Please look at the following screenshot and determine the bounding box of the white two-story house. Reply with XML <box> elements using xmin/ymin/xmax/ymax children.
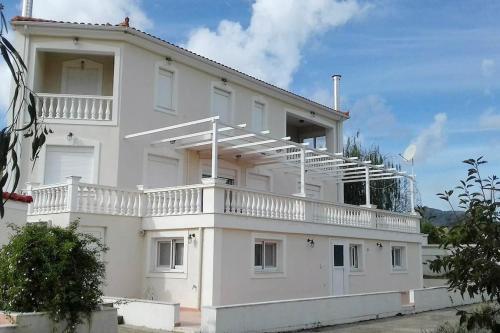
<box><xmin>9</xmin><ymin>13</ymin><xmax>423</xmax><ymax>310</ymax></box>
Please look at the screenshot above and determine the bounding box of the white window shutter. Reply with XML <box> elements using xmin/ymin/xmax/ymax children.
<box><xmin>252</xmin><ymin>101</ymin><xmax>265</xmax><ymax>131</ymax></box>
<box><xmin>145</xmin><ymin>155</ymin><xmax>179</xmax><ymax>188</ymax></box>
<box><xmin>156</xmin><ymin>68</ymin><xmax>174</xmax><ymax>111</ymax></box>
<box><xmin>44</xmin><ymin>146</ymin><xmax>94</xmax><ymax>184</ymax></box>
<box><xmin>212</xmin><ymin>88</ymin><xmax>231</xmax><ymax>121</ymax></box>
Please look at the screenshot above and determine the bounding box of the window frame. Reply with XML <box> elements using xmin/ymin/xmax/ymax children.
<box><xmin>154</xmin><ymin>62</ymin><xmax>177</xmax><ymax>115</ymax></box>
<box><xmin>390</xmin><ymin>243</ymin><xmax>407</xmax><ymax>272</ymax></box>
<box><xmin>251</xmin><ymin>233</ymin><xmax>286</xmax><ymax>277</ymax></box>
<box><xmin>349</xmin><ymin>243</ymin><xmax>363</xmax><ymax>272</ymax></box>
<box><xmin>254</xmin><ymin>240</ymin><xmax>278</xmax><ymax>272</ymax></box>
<box><xmin>153</xmin><ymin>237</ymin><xmax>185</xmax><ymax>273</ymax></box>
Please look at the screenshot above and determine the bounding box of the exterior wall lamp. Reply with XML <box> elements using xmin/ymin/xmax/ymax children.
<box><xmin>221</xmin><ymin>77</ymin><xmax>228</xmax><ymax>85</ymax></box>
<box><xmin>376</xmin><ymin>242</ymin><xmax>383</xmax><ymax>248</ymax></box>
<box><xmin>66</xmin><ymin>132</ymin><xmax>73</xmax><ymax>141</ymax></box>
<box><xmin>188</xmin><ymin>233</ymin><xmax>196</xmax><ymax>243</ymax></box>
<box><xmin>307</xmin><ymin>238</ymin><xmax>315</xmax><ymax>248</ymax></box>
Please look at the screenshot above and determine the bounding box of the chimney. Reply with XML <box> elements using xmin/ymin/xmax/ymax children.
<box><xmin>22</xmin><ymin>0</ymin><xmax>33</xmax><ymax>17</ymax></box>
<box><xmin>332</xmin><ymin>74</ymin><xmax>341</xmax><ymax>111</ymax></box>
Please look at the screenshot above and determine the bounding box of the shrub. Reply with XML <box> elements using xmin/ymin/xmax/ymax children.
<box><xmin>0</xmin><ymin>221</ymin><xmax>107</xmax><ymax>332</ymax></box>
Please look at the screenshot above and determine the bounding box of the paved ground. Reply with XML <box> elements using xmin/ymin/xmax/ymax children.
<box><xmin>303</xmin><ymin>305</ymin><xmax>470</xmax><ymax>333</ymax></box>
<box><xmin>118</xmin><ymin>305</ymin><xmax>473</xmax><ymax>333</ymax></box>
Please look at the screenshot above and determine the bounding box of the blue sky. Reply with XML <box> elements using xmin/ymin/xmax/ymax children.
<box><xmin>1</xmin><ymin>0</ymin><xmax>499</xmax><ymax>210</ymax></box>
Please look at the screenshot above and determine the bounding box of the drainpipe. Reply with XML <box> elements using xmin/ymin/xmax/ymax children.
<box><xmin>22</xmin><ymin>0</ymin><xmax>33</xmax><ymax>17</ymax></box>
<box><xmin>196</xmin><ymin>227</ymin><xmax>204</xmax><ymax>309</ymax></box>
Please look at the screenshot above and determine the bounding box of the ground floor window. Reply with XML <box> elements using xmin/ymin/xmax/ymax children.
<box><xmin>155</xmin><ymin>238</ymin><xmax>184</xmax><ymax>271</ymax></box>
<box><xmin>391</xmin><ymin>245</ymin><xmax>406</xmax><ymax>271</ymax></box>
<box><xmin>254</xmin><ymin>240</ymin><xmax>278</xmax><ymax>271</ymax></box>
<box><xmin>349</xmin><ymin>244</ymin><xmax>362</xmax><ymax>271</ymax></box>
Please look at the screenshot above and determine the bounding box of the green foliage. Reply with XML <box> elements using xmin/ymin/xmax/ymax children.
<box><xmin>430</xmin><ymin>157</ymin><xmax>500</xmax><ymax>331</ymax></box>
<box><xmin>0</xmin><ymin>4</ymin><xmax>49</xmax><ymax>217</ymax></box>
<box><xmin>0</xmin><ymin>221</ymin><xmax>107</xmax><ymax>332</ymax></box>
<box><xmin>343</xmin><ymin>132</ymin><xmax>408</xmax><ymax>212</ymax></box>
<box><xmin>427</xmin><ymin>304</ymin><xmax>500</xmax><ymax>333</ymax></box>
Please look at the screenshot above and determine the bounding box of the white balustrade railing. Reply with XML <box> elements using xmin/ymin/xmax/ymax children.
<box><xmin>35</xmin><ymin>93</ymin><xmax>113</xmax><ymax>121</ymax></box>
<box><xmin>28</xmin><ymin>183</ymin><xmax>69</xmax><ymax>215</ymax></box>
<box><xmin>223</xmin><ymin>188</ymin><xmax>304</xmax><ymax>221</ymax></box>
<box><xmin>77</xmin><ymin>183</ymin><xmax>141</xmax><ymax>216</ymax></box>
<box><xmin>26</xmin><ymin>180</ymin><xmax>419</xmax><ymax>233</ymax></box>
<box><xmin>144</xmin><ymin>185</ymin><xmax>203</xmax><ymax>216</ymax></box>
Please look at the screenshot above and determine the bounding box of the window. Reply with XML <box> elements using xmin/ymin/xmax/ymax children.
<box><xmin>349</xmin><ymin>244</ymin><xmax>362</xmax><ymax>271</ymax></box>
<box><xmin>44</xmin><ymin>145</ymin><xmax>94</xmax><ymax>184</ymax></box>
<box><xmin>254</xmin><ymin>240</ymin><xmax>278</xmax><ymax>271</ymax></box>
<box><xmin>302</xmin><ymin>136</ymin><xmax>326</xmax><ymax>149</ymax></box>
<box><xmin>391</xmin><ymin>246</ymin><xmax>406</xmax><ymax>271</ymax></box>
<box><xmin>212</xmin><ymin>87</ymin><xmax>231</xmax><ymax>121</ymax></box>
<box><xmin>155</xmin><ymin>238</ymin><xmax>184</xmax><ymax>271</ymax></box>
<box><xmin>61</xmin><ymin>58</ymin><xmax>103</xmax><ymax>95</ymax></box>
<box><xmin>155</xmin><ymin>68</ymin><xmax>174</xmax><ymax>112</ymax></box>
<box><xmin>252</xmin><ymin>101</ymin><xmax>266</xmax><ymax>131</ymax></box>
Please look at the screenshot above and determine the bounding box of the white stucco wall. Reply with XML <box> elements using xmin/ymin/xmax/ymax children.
<box><xmin>0</xmin><ymin>201</ymin><xmax>28</xmax><ymax>247</ymax></box>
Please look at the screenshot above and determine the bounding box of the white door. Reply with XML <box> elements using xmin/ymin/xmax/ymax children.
<box><xmin>44</xmin><ymin>146</ymin><xmax>94</xmax><ymax>184</ymax></box>
<box><xmin>247</xmin><ymin>172</ymin><xmax>270</xmax><ymax>191</ymax></box>
<box><xmin>145</xmin><ymin>154</ymin><xmax>179</xmax><ymax>188</ymax></box>
<box><xmin>332</xmin><ymin>241</ymin><xmax>348</xmax><ymax>296</ymax></box>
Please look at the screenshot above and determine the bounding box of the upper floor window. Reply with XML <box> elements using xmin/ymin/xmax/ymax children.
<box><xmin>155</xmin><ymin>67</ymin><xmax>175</xmax><ymax>113</ymax></box>
<box><xmin>44</xmin><ymin>145</ymin><xmax>95</xmax><ymax>184</ymax></box>
<box><xmin>212</xmin><ymin>87</ymin><xmax>231</xmax><ymax>122</ymax></box>
<box><xmin>303</xmin><ymin>136</ymin><xmax>326</xmax><ymax>149</ymax></box>
<box><xmin>252</xmin><ymin>100</ymin><xmax>266</xmax><ymax>131</ymax></box>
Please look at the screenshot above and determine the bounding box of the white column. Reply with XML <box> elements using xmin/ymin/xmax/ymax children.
<box><xmin>300</xmin><ymin>149</ymin><xmax>306</xmax><ymax>197</ymax></box>
<box><xmin>66</xmin><ymin>175</ymin><xmax>82</xmax><ymax>211</ymax></box>
<box><xmin>365</xmin><ymin>166</ymin><xmax>371</xmax><ymax>206</ymax></box>
<box><xmin>211</xmin><ymin>120</ymin><xmax>218</xmax><ymax>180</ymax></box>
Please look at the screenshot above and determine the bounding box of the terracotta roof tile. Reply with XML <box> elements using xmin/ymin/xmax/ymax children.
<box><xmin>10</xmin><ymin>16</ymin><xmax>349</xmax><ymax>118</ymax></box>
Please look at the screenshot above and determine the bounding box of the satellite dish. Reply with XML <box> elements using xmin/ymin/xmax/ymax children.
<box><xmin>403</xmin><ymin>144</ymin><xmax>416</xmax><ymax>161</ymax></box>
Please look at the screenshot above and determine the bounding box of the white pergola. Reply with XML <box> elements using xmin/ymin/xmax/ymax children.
<box><xmin>125</xmin><ymin>116</ymin><xmax>415</xmax><ymax>212</ymax></box>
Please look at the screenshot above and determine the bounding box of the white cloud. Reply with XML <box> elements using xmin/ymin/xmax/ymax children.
<box><xmin>479</xmin><ymin>107</ymin><xmax>500</xmax><ymax>130</ymax></box>
<box><xmin>406</xmin><ymin>113</ymin><xmax>447</xmax><ymax>163</ymax></box>
<box><xmin>481</xmin><ymin>58</ymin><xmax>495</xmax><ymax>77</ymax></box>
<box><xmin>345</xmin><ymin>94</ymin><xmax>398</xmax><ymax>138</ymax></box>
<box><xmin>32</xmin><ymin>0</ymin><xmax>152</xmax><ymax>30</ymax></box>
<box><xmin>184</xmin><ymin>0</ymin><xmax>369</xmax><ymax>88</ymax></box>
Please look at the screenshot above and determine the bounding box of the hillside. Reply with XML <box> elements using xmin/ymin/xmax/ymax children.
<box><xmin>419</xmin><ymin>206</ymin><xmax>464</xmax><ymax>227</ymax></box>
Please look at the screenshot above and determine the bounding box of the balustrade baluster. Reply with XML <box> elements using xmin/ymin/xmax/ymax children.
<box><xmin>98</xmin><ymin>99</ymin><xmax>104</xmax><ymax>120</ymax></box>
<box><xmin>179</xmin><ymin>190</ymin><xmax>185</xmax><ymax>214</ymax></box>
<box><xmin>105</xmin><ymin>100</ymin><xmax>112</xmax><ymax>120</ymax></box>
<box><xmin>184</xmin><ymin>190</ymin><xmax>190</xmax><ymax>214</ymax></box>
<box><xmin>91</xmin><ymin>98</ymin><xmax>97</xmax><ymax>120</ymax></box>
<box><xmin>189</xmin><ymin>189</ymin><xmax>196</xmax><ymax>213</ymax></box>
<box><xmin>55</xmin><ymin>97</ymin><xmax>62</xmax><ymax>118</ymax></box>
<box><xmin>173</xmin><ymin>190</ymin><xmax>179</xmax><ymax>214</ymax></box>
<box><xmin>196</xmin><ymin>188</ymin><xmax>202</xmax><ymax>213</ymax></box>
<box><xmin>48</xmin><ymin>97</ymin><xmax>55</xmax><ymax>117</ymax></box>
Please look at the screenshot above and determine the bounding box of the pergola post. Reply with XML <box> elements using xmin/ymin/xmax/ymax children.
<box><xmin>365</xmin><ymin>166</ymin><xmax>371</xmax><ymax>206</ymax></box>
<box><xmin>300</xmin><ymin>148</ymin><xmax>306</xmax><ymax>196</ymax></box>
<box><xmin>409</xmin><ymin>175</ymin><xmax>415</xmax><ymax>214</ymax></box>
<box><xmin>211</xmin><ymin>119</ymin><xmax>218</xmax><ymax>180</ymax></box>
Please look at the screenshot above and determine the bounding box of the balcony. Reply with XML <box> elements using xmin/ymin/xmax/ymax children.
<box><xmin>33</xmin><ymin>51</ymin><xmax>116</xmax><ymax>124</ymax></box>
<box><xmin>25</xmin><ymin>177</ymin><xmax>420</xmax><ymax>234</ymax></box>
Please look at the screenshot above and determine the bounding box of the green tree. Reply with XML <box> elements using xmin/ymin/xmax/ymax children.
<box><xmin>343</xmin><ymin>132</ymin><xmax>409</xmax><ymax>212</ymax></box>
<box><xmin>430</xmin><ymin>157</ymin><xmax>500</xmax><ymax>331</ymax></box>
<box><xmin>0</xmin><ymin>4</ymin><xmax>48</xmax><ymax>217</ymax></box>
<box><xmin>416</xmin><ymin>206</ymin><xmax>446</xmax><ymax>244</ymax></box>
<box><xmin>0</xmin><ymin>221</ymin><xmax>107</xmax><ymax>332</ymax></box>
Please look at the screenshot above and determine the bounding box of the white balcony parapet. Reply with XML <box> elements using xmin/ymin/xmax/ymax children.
<box><xmin>26</xmin><ymin>181</ymin><xmax>420</xmax><ymax>233</ymax></box>
<box><xmin>35</xmin><ymin>93</ymin><xmax>113</xmax><ymax>121</ymax></box>
<box><xmin>144</xmin><ymin>185</ymin><xmax>205</xmax><ymax>217</ymax></box>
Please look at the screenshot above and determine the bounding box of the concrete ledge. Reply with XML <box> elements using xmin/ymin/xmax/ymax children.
<box><xmin>413</xmin><ymin>286</ymin><xmax>483</xmax><ymax>313</ymax></box>
<box><xmin>201</xmin><ymin>291</ymin><xmax>403</xmax><ymax>333</ymax></box>
<box><xmin>0</xmin><ymin>307</ymin><xmax>117</xmax><ymax>333</ymax></box>
<box><xmin>103</xmin><ymin>296</ymin><xmax>180</xmax><ymax>331</ymax></box>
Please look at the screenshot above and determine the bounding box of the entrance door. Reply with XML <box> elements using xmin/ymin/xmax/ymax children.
<box><xmin>331</xmin><ymin>241</ymin><xmax>348</xmax><ymax>296</ymax></box>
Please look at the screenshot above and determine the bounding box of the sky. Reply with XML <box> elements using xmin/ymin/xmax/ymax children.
<box><xmin>1</xmin><ymin>0</ymin><xmax>499</xmax><ymax>210</ymax></box>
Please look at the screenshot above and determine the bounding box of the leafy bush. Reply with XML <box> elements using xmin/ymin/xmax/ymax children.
<box><xmin>430</xmin><ymin>157</ymin><xmax>500</xmax><ymax>331</ymax></box>
<box><xmin>0</xmin><ymin>221</ymin><xmax>107</xmax><ymax>332</ymax></box>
